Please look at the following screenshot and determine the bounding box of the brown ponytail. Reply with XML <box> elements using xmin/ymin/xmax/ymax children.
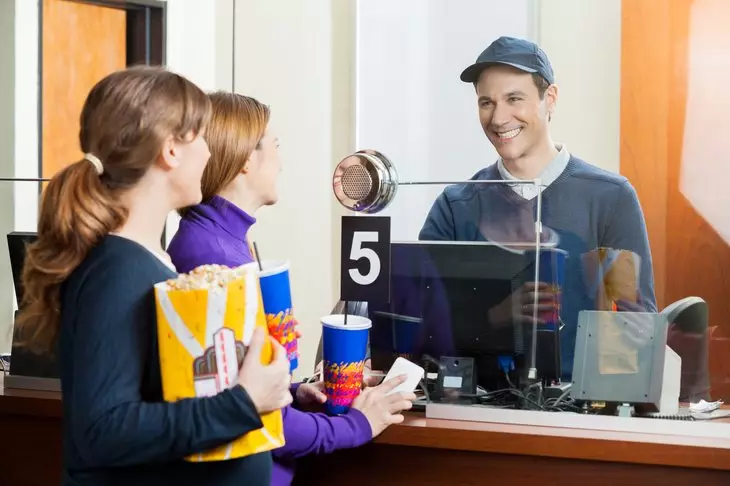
<box><xmin>16</xmin><ymin>65</ymin><xmax>211</xmax><ymax>354</ymax></box>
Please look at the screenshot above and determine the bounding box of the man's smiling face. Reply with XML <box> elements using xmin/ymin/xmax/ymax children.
<box><xmin>475</xmin><ymin>64</ymin><xmax>555</xmax><ymax>163</ymax></box>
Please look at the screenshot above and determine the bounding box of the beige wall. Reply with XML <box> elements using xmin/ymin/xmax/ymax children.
<box><xmin>0</xmin><ymin>0</ymin><xmax>622</xmax><ymax>364</ymax></box>
<box><xmin>537</xmin><ymin>0</ymin><xmax>622</xmax><ymax>173</ymax></box>
<box><xmin>0</xmin><ymin>0</ymin><xmax>40</xmax><ymax>353</ymax></box>
<box><xmin>230</xmin><ymin>0</ymin><xmax>355</xmax><ymax>378</ymax></box>
<box><xmin>0</xmin><ymin>0</ymin><xmax>16</xmax><ymax>353</ymax></box>
<box><xmin>165</xmin><ymin>0</ymin><xmax>235</xmax><ymax>240</ymax></box>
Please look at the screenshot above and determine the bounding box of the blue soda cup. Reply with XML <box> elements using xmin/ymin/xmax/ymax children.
<box><xmin>528</xmin><ymin>248</ymin><xmax>567</xmax><ymax>330</ymax></box>
<box><xmin>321</xmin><ymin>314</ymin><xmax>371</xmax><ymax>415</ymax></box>
<box><xmin>258</xmin><ymin>261</ymin><xmax>299</xmax><ymax>372</ymax></box>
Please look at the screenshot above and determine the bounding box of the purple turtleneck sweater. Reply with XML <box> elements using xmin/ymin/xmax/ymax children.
<box><xmin>167</xmin><ymin>195</ymin><xmax>373</xmax><ymax>486</ymax></box>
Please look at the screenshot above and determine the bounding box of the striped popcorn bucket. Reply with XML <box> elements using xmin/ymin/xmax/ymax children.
<box><xmin>154</xmin><ymin>263</ymin><xmax>285</xmax><ymax>462</ymax></box>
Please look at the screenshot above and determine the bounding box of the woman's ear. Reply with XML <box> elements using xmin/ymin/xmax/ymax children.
<box><xmin>241</xmin><ymin>152</ymin><xmax>256</xmax><ymax>174</ymax></box>
<box><xmin>158</xmin><ymin>134</ymin><xmax>179</xmax><ymax>170</ymax></box>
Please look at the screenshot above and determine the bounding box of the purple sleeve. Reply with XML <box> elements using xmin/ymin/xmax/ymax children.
<box><xmin>272</xmin><ymin>405</ymin><xmax>372</xmax><ymax>459</ymax></box>
<box><xmin>289</xmin><ymin>383</ymin><xmax>301</xmax><ymax>404</ymax></box>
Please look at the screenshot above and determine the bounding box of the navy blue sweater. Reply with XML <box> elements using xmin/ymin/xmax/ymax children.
<box><xmin>58</xmin><ymin>235</ymin><xmax>271</xmax><ymax>485</ymax></box>
<box><xmin>419</xmin><ymin>156</ymin><xmax>657</xmax><ymax>377</ymax></box>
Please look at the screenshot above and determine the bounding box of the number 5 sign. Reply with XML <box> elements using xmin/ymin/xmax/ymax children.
<box><xmin>340</xmin><ymin>215</ymin><xmax>390</xmax><ymax>303</ymax></box>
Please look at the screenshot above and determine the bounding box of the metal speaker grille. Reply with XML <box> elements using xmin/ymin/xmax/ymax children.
<box><xmin>341</xmin><ymin>164</ymin><xmax>373</xmax><ymax>201</ymax></box>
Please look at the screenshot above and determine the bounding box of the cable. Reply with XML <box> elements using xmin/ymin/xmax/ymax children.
<box><xmin>504</xmin><ymin>371</ymin><xmax>517</xmax><ymax>390</ymax></box>
<box><xmin>543</xmin><ymin>387</ymin><xmax>585</xmax><ymax>413</ymax></box>
<box><xmin>417</xmin><ymin>378</ymin><xmax>430</xmax><ymax>402</ymax></box>
<box><xmin>545</xmin><ymin>387</ymin><xmax>571</xmax><ymax>408</ymax></box>
<box><xmin>471</xmin><ymin>373</ymin><xmax>586</xmax><ymax>413</ymax></box>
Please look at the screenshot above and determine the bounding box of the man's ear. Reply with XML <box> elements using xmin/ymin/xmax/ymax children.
<box><xmin>545</xmin><ymin>84</ymin><xmax>558</xmax><ymax>121</ymax></box>
<box><xmin>158</xmin><ymin>134</ymin><xmax>178</xmax><ymax>170</ymax></box>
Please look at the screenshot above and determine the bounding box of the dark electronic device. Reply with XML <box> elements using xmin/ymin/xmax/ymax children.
<box><xmin>369</xmin><ymin>241</ymin><xmax>562</xmax><ymax>393</ymax></box>
<box><xmin>6</xmin><ymin>232</ymin><xmax>59</xmax><ymax>386</ymax></box>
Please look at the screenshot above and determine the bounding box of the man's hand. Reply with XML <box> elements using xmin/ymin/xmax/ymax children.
<box><xmin>487</xmin><ymin>281</ymin><xmax>559</xmax><ymax>328</ymax></box>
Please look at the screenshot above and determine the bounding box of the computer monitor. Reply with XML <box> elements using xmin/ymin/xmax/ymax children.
<box><xmin>7</xmin><ymin>231</ymin><xmax>37</xmax><ymax>307</ymax></box>
<box><xmin>369</xmin><ymin>241</ymin><xmax>562</xmax><ymax>391</ymax></box>
<box><xmin>5</xmin><ymin>231</ymin><xmax>59</xmax><ymax>386</ymax></box>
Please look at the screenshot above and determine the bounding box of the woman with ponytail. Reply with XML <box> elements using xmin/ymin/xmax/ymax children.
<box><xmin>17</xmin><ymin>66</ymin><xmax>292</xmax><ymax>486</ymax></box>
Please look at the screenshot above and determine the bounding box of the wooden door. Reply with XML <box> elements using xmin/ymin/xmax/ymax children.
<box><xmin>41</xmin><ymin>0</ymin><xmax>127</xmax><ymax>179</ymax></box>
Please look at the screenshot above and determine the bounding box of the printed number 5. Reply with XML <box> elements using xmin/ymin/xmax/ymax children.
<box><xmin>349</xmin><ymin>231</ymin><xmax>380</xmax><ymax>286</ymax></box>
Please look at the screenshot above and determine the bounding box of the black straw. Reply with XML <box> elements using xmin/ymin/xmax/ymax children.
<box><xmin>344</xmin><ymin>300</ymin><xmax>349</xmax><ymax>325</ymax></box>
<box><xmin>252</xmin><ymin>241</ymin><xmax>263</xmax><ymax>271</ymax></box>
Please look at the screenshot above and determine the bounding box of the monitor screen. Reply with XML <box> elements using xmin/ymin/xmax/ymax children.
<box><xmin>369</xmin><ymin>241</ymin><xmax>562</xmax><ymax>389</ymax></box>
<box><xmin>5</xmin><ymin>231</ymin><xmax>59</xmax><ymax>380</ymax></box>
<box><xmin>7</xmin><ymin>231</ymin><xmax>37</xmax><ymax>307</ymax></box>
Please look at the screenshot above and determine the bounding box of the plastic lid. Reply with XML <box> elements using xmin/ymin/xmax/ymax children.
<box><xmin>257</xmin><ymin>260</ymin><xmax>290</xmax><ymax>278</ymax></box>
<box><xmin>321</xmin><ymin>314</ymin><xmax>372</xmax><ymax>330</ymax></box>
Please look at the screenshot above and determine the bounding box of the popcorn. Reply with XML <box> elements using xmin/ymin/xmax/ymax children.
<box><xmin>165</xmin><ymin>264</ymin><xmax>248</xmax><ymax>291</ymax></box>
<box><xmin>154</xmin><ymin>262</ymin><xmax>285</xmax><ymax>462</ymax></box>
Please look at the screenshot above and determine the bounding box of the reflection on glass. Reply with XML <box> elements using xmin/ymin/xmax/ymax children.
<box><xmin>0</xmin><ymin>180</ymin><xmax>41</xmax><ymax>355</ymax></box>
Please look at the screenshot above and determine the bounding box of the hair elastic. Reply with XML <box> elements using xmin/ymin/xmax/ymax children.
<box><xmin>83</xmin><ymin>153</ymin><xmax>103</xmax><ymax>175</ymax></box>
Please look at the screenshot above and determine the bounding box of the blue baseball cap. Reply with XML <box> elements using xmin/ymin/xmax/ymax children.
<box><xmin>460</xmin><ymin>36</ymin><xmax>554</xmax><ymax>85</ymax></box>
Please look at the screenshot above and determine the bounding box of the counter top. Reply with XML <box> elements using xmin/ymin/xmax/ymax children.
<box><xmin>3</xmin><ymin>373</ymin><xmax>730</xmax><ymax>472</ymax></box>
<box><xmin>0</xmin><ymin>373</ymin><xmax>61</xmax><ymax>417</ymax></box>
<box><xmin>376</xmin><ymin>411</ymin><xmax>730</xmax><ymax>471</ymax></box>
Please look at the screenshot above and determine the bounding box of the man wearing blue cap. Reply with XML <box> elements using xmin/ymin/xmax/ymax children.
<box><xmin>419</xmin><ymin>36</ymin><xmax>656</xmax><ymax>379</ymax></box>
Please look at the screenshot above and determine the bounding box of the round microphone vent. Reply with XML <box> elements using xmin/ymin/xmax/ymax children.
<box><xmin>340</xmin><ymin>164</ymin><xmax>373</xmax><ymax>201</ymax></box>
<box><xmin>332</xmin><ymin>149</ymin><xmax>398</xmax><ymax>214</ymax></box>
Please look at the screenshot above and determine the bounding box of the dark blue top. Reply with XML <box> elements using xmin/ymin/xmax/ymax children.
<box><xmin>419</xmin><ymin>156</ymin><xmax>657</xmax><ymax>377</ymax></box>
<box><xmin>58</xmin><ymin>235</ymin><xmax>271</xmax><ymax>486</ymax></box>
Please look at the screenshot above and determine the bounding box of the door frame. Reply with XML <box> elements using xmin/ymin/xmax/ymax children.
<box><xmin>38</xmin><ymin>0</ymin><xmax>168</xmax><ymax>242</ymax></box>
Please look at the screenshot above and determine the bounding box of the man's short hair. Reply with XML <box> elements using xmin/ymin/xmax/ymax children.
<box><xmin>532</xmin><ymin>73</ymin><xmax>550</xmax><ymax>99</ymax></box>
<box><xmin>472</xmin><ymin>73</ymin><xmax>551</xmax><ymax>99</ymax></box>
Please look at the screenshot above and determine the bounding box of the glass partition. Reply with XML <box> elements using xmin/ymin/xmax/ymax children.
<box><xmin>345</xmin><ymin>171</ymin><xmax>722</xmax><ymax>417</ymax></box>
<box><xmin>349</xmin><ymin>180</ymin><xmax>565</xmax><ymax>399</ymax></box>
<box><xmin>354</xmin><ymin>0</ymin><xmax>730</xmax><ymax>420</ymax></box>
